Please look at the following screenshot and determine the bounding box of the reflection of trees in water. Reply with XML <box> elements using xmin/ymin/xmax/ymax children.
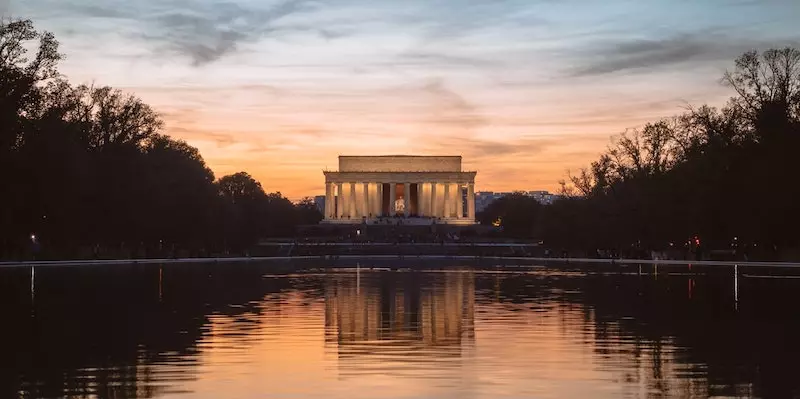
<box><xmin>477</xmin><ymin>270</ymin><xmax>800</xmax><ymax>398</ymax></box>
<box><xmin>2</xmin><ymin>264</ymin><xmax>799</xmax><ymax>397</ymax></box>
<box><xmin>324</xmin><ymin>270</ymin><xmax>476</xmax><ymax>368</ymax></box>
<box><xmin>0</xmin><ymin>264</ymin><xmax>292</xmax><ymax>398</ymax></box>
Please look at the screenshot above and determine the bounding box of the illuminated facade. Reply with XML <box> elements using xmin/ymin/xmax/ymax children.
<box><xmin>321</xmin><ymin>155</ymin><xmax>477</xmax><ymax>224</ymax></box>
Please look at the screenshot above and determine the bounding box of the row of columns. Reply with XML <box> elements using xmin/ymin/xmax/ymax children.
<box><xmin>324</xmin><ymin>182</ymin><xmax>475</xmax><ymax>220</ymax></box>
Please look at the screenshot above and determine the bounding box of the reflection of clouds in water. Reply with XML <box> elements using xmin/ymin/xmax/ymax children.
<box><xmin>6</xmin><ymin>266</ymin><xmax>800</xmax><ymax>397</ymax></box>
<box><xmin>318</xmin><ymin>269</ymin><xmax>708</xmax><ymax>396</ymax></box>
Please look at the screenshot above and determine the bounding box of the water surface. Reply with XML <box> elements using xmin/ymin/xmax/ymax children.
<box><xmin>2</xmin><ymin>263</ymin><xmax>799</xmax><ymax>398</ymax></box>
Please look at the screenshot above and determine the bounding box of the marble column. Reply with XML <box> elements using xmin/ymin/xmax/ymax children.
<box><xmin>423</xmin><ymin>183</ymin><xmax>430</xmax><ymax>216</ymax></box>
<box><xmin>371</xmin><ymin>183</ymin><xmax>376</xmax><ymax>217</ymax></box>
<box><xmin>451</xmin><ymin>184</ymin><xmax>459</xmax><ymax>218</ymax></box>
<box><xmin>342</xmin><ymin>184</ymin><xmax>348</xmax><ymax>218</ymax></box>
<box><xmin>389</xmin><ymin>183</ymin><xmax>397</xmax><ymax>215</ymax></box>
<box><xmin>417</xmin><ymin>183</ymin><xmax>424</xmax><ymax>217</ymax></box>
<box><xmin>456</xmin><ymin>184</ymin><xmax>463</xmax><ymax>219</ymax></box>
<box><xmin>403</xmin><ymin>182</ymin><xmax>410</xmax><ymax>217</ymax></box>
<box><xmin>430</xmin><ymin>183</ymin><xmax>438</xmax><ymax>218</ymax></box>
<box><xmin>343</xmin><ymin>183</ymin><xmax>350</xmax><ymax>218</ymax></box>
<box><xmin>377</xmin><ymin>183</ymin><xmax>383</xmax><ymax>216</ymax></box>
<box><xmin>336</xmin><ymin>182</ymin><xmax>343</xmax><ymax>218</ymax></box>
<box><xmin>467</xmin><ymin>182</ymin><xmax>475</xmax><ymax>220</ymax></box>
<box><xmin>363</xmin><ymin>182</ymin><xmax>369</xmax><ymax>218</ymax></box>
<box><xmin>325</xmin><ymin>182</ymin><xmax>333</xmax><ymax>219</ymax></box>
<box><xmin>349</xmin><ymin>182</ymin><xmax>357</xmax><ymax>219</ymax></box>
<box><xmin>443</xmin><ymin>183</ymin><xmax>451</xmax><ymax>218</ymax></box>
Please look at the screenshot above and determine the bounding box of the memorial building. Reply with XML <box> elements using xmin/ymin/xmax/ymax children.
<box><xmin>321</xmin><ymin>156</ymin><xmax>477</xmax><ymax>225</ymax></box>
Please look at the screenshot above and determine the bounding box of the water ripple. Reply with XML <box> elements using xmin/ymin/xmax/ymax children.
<box><xmin>2</xmin><ymin>265</ymin><xmax>800</xmax><ymax>398</ymax></box>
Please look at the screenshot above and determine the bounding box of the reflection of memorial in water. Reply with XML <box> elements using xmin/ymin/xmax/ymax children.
<box><xmin>324</xmin><ymin>270</ymin><xmax>475</xmax><ymax>374</ymax></box>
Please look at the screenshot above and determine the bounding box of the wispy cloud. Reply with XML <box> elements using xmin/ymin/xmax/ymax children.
<box><xmin>149</xmin><ymin>0</ymin><xmax>314</xmax><ymax>65</ymax></box>
<box><xmin>400</xmin><ymin>51</ymin><xmax>503</xmax><ymax>69</ymax></box>
<box><xmin>418</xmin><ymin>79</ymin><xmax>487</xmax><ymax>131</ymax></box>
<box><xmin>570</xmin><ymin>33</ymin><xmax>800</xmax><ymax>77</ymax></box>
<box><xmin>18</xmin><ymin>0</ymin><xmax>318</xmax><ymax>66</ymax></box>
<box><xmin>12</xmin><ymin>0</ymin><xmax>800</xmax><ymax>198</ymax></box>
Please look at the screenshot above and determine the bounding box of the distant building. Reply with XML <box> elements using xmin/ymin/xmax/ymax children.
<box><xmin>475</xmin><ymin>192</ymin><xmax>508</xmax><ymax>213</ymax></box>
<box><xmin>314</xmin><ymin>195</ymin><xmax>326</xmax><ymax>214</ymax></box>
<box><xmin>475</xmin><ymin>190</ymin><xmax>561</xmax><ymax>212</ymax></box>
<box><xmin>524</xmin><ymin>190</ymin><xmax>560</xmax><ymax>205</ymax></box>
<box><xmin>321</xmin><ymin>155</ymin><xmax>477</xmax><ymax>225</ymax></box>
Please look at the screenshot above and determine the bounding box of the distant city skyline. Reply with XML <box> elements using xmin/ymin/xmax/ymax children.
<box><xmin>9</xmin><ymin>0</ymin><xmax>800</xmax><ymax>199</ymax></box>
<box><xmin>475</xmin><ymin>190</ymin><xmax>560</xmax><ymax>212</ymax></box>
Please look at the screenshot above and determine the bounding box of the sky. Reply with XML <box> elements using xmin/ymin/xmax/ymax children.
<box><xmin>6</xmin><ymin>0</ymin><xmax>800</xmax><ymax>199</ymax></box>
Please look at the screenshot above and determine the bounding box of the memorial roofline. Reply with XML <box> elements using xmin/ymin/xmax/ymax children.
<box><xmin>322</xmin><ymin>170</ymin><xmax>477</xmax><ymax>173</ymax></box>
<box><xmin>338</xmin><ymin>155</ymin><xmax>462</xmax><ymax>158</ymax></box>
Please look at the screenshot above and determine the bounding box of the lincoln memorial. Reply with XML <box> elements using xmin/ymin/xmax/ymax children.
<box><xmin>322</xmin><ymin>155</ymin><xmax>477</xmax><ymax>225</ymax></box>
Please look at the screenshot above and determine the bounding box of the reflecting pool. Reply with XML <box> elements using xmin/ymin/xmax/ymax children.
<box><xmin>2</xmin><ymin>262</ymin><xmax>799</xmax><ymax>398</ymax></box>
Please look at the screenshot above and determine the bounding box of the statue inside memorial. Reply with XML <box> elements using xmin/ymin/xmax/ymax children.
<box><xmin>394</xmin><ymin>196</ymin><xmax>405</xmax><ymax>214</ymax></box>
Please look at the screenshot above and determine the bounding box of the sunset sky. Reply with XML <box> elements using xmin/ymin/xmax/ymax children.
<box><xmin>7</xmin><ymin>0</ymin><xmax>800</xmax><ymax>199</ymax></box>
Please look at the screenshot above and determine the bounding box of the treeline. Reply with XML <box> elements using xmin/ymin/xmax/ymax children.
<box><xmin>480</xmin><ymin>47</ymin><xmax>800</xmax><ymax>259</ymax></box>
<box><xmin>0</xmin><ymin>20</ymin><xmax>321</xmax><ymax>260</ymax></box>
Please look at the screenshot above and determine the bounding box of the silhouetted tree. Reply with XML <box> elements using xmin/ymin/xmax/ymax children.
<box><xmin>263</xmin><ymin>192</ymin><xmax>296</xmax><ymax>237</ymax></box>
<box><xmin>0</xmin><ymin>19</ymin><xmax>318</xmax><ymax>259</ymax></box>
<box><xmin>141</xmin><ymin>135</ymin><xmax>217</xmax><ymax>250</ymax></box>
<box><xmin>1</xmin><ymin>19</ymin><xmax>63</xmax><ymax>258</ymax></box>
<box><xmin>216</xmin><ymin>172</ymin><xmax>267</xmax><ymax>250</ymax></box>
<box><xmin>295</xmin><ymin>197</ymin><xmax>324</xmax><ymax>226</ymax></box>
<box><xmin>3</xmin><ymin>19</ymin><xmax>799</xmax><ymax>260</ymax></box>
<box><xmin>217</xmin><ymin>172</ymin><xmax>264</xmax><ymax>204</ymax></box>
<box><xmin>491</xmin><ymin>47</ymin><xmax>800</xmax><ymax>260</ymax></box>
<box><xmin>477</xmin><ymin>193</ymin><xmax>542</xmax><ymax>238</ymax></box>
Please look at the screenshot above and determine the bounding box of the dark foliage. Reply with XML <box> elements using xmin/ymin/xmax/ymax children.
<box><xmin>477</xmin><ymin>193</ymin><xmax>542</xmax><ymax>238</ymax></box>
<box><xmin>482</xmin><ymin>48</ymin><xmax>800</xmax><ymax>259</ymax></box>
<box><xmin>0</xmin><ymin>20</ymin><xmax>321</xmax><ymax>259</ymax></box>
